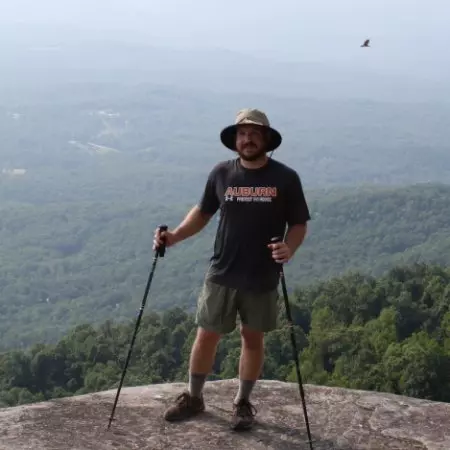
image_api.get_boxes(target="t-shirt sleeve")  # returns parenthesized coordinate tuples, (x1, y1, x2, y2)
(198, 167, 220, 215)
(285, 171, 311, 226)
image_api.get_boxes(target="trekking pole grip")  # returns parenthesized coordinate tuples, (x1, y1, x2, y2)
(157, 224, 168, 257)
(270, 236, 284, 271)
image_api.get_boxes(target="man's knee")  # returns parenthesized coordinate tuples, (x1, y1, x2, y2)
(240, 325, 264, 350)
(194, 327, 221, 349)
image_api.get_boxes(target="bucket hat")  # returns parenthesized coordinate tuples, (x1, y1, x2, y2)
(220, 108, 282, 152)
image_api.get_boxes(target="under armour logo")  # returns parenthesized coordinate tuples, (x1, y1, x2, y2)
(225, 195, 234, 201)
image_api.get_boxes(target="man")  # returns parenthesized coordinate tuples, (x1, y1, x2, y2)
(153, 108, 311, 431)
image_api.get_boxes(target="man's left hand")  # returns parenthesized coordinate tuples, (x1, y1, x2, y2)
(267, 241, 292, 264)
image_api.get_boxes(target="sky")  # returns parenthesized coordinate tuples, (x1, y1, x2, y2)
(2, 0, 449, 81)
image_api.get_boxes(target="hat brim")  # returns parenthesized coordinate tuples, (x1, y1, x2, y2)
(220, 122, 282, 152)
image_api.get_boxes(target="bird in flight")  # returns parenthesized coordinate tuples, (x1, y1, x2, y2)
(361, 39, 370, 48)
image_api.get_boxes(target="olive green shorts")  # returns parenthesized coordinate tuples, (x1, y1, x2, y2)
(195, 279, 280, 334)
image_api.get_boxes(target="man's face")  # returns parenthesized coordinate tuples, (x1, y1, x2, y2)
(235, 125, 268, 161)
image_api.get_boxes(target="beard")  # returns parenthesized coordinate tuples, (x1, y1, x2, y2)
(236, 144, 267, 161)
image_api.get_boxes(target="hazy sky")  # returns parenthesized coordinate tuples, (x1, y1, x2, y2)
(2, 0, 449, 80)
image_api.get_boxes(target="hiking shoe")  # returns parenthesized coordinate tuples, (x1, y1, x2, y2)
(230, 398, 257, 431)
(163, 391, 205, 422)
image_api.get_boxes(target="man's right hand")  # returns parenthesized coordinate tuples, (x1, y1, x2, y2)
(153, 226, 179, 252)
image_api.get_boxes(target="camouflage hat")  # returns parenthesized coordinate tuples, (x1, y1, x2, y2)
(220, 108, 282, 152)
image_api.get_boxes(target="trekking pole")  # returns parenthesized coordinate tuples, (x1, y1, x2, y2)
(271, 236, 314, 449)
(107, 224, 168, 430)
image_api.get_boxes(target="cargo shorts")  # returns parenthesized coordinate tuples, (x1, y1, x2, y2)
(195, 279, 280, 334)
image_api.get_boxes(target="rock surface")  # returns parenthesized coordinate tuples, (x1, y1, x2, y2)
(0, 379, 449, 449)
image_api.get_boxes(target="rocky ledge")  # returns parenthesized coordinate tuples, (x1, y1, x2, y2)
(0, 379, 449, 449)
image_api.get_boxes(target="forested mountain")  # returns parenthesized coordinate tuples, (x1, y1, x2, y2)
(0, 15, 449, 420)
(0, 45, 449, 355)
(1, 263, 449, 408)
(1, 182, 450, 351)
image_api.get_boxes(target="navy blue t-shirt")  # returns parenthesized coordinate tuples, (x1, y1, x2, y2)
(198, 157, 311, 292)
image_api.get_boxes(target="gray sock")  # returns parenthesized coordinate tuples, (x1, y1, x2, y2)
(234, 379, 256, 404)
(189, 373, 207, 398)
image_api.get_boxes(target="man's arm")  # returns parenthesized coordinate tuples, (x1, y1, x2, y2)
(172, 205, 214, 244)
(284, 171, 311, 256)
(172, 166, 220, 244)
(285, 223, 308, 256)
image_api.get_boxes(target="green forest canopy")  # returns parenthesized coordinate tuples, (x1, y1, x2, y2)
(1, 263, 449, 409)
(1, 183, 450, 351)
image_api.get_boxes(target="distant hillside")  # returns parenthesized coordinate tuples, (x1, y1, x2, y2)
(1, 183, 450, 350)
(296, 183, 450, 282)
(0, 82, 449, 208)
